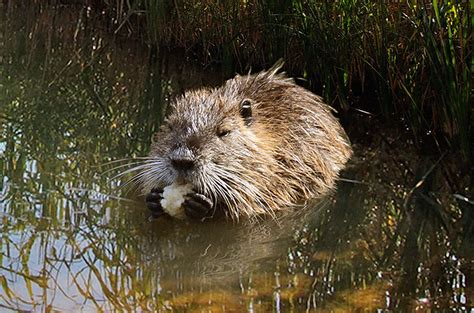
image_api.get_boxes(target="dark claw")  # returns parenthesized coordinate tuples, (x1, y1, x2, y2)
(150, 187, 163, 194)
(186, 192, 213, 208)
(147, 201, 162, 212)
(146, 188, 165, 217)
(146, 201, 165, 217)
(146, 191, 161, 203)
(183, 192, 214, 220)
(150, 210, 165, 218)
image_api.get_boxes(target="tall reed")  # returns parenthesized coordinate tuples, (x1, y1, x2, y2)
(135, 0, 472, 155)
(8, 0, 472, 155)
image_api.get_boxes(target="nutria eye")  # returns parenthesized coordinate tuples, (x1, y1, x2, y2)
(240, 99, 252, 125)
(217, 129, 231, 138)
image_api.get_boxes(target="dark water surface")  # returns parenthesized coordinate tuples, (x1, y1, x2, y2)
(1, 4, 473, 312)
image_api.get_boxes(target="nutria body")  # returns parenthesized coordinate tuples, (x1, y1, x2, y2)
(142, 63, 352, 220)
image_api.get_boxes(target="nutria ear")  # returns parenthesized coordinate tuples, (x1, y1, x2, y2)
(240, 99, 252, 125)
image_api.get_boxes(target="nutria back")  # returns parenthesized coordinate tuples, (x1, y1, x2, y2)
(141, 62, 352, 220)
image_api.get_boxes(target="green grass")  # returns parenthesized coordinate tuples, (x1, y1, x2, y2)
(8, 0, 474, 156)
(113, 0, 472, 156)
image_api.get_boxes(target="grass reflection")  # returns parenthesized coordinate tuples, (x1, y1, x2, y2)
(288, 136, 473, 311)
(0, 4, 167, 310)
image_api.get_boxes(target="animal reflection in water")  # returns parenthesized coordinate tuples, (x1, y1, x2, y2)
(136, 199, 330, 288)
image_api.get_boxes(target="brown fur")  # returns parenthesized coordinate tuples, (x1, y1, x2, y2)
(141, 63, 352, 220)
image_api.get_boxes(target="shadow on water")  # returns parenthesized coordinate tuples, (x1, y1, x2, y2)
(1, 2, 473, 311)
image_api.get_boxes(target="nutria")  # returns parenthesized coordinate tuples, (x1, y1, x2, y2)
(140, 62, 352, 220)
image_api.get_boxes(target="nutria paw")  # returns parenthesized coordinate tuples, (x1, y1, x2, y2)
(146, 188, 165, 217)
(183, 192, 214, 219)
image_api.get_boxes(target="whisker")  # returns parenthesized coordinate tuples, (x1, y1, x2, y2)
(110, 161, 163, 181)
(101, 160, 158, 176)
(97, 156, 157, 167)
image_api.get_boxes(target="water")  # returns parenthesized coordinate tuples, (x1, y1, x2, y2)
(1, 3, 473, 311)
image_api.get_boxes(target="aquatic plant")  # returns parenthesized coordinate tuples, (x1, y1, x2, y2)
(99, 0, 473, 155)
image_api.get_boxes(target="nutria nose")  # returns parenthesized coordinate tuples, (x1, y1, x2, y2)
(171, 158, 195, 171)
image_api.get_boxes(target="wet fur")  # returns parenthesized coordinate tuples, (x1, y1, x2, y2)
(141, 63, 352, 220)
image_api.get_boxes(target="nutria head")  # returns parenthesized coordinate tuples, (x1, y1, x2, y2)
(141, 63, 352, 220)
